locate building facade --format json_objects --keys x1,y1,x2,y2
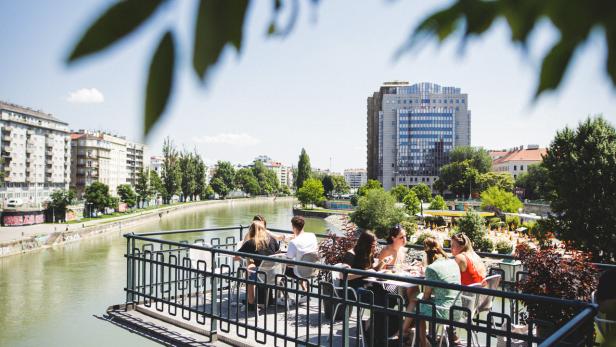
[
  {"x1": 343, "y1": 168, "x2": 367, "y2": 190},
  {"x1": 70, "y1": 130, "x2": 148, "y2": 196},
  {"x1": 149, "y1": 155, "x2": 163, "y2": 176},
  {"x1": 254, "y1": 156, "x2": 293, "y2": 188},
  {"x1": 491, "y1": 145, "x2": 546, "y2": 180},
  {"x1": 0, "y1": 102, "x2": 71, "y2": 206},
  {"x1": 367, "y1": 82, "x2": 471, "y2": 190}
]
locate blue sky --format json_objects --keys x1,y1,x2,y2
[{"x1": 1, "y1": 0, "x2": 615, "y2": 172}]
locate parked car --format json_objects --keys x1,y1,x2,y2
[{"x1": 7, "y1": 198, "x2": 24, "y2": 208}]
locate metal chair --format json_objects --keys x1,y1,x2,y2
[
  {"x1": 326, "y1": 263, "x2": 366, "y2": 347},
  {"x1": 255, "y1": 257, "x2": 285, "y2": 307},
  {"x1": 592, "y1": 291, "x2": 616, "y2": 342}
]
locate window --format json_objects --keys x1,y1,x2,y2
[{"x1": 513, "y1": 165, "x2": 517, "y2": 171}]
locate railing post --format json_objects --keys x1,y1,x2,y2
[
  {"x1": 239, "y1": 225, "x2": 244, "y2": 242},
  {"x1": 342, "y1": 274, "x2": 350, "y2": 347},
  {"x1": 125, "y1": 233, "x2": 135, "y2": 307},
  {"x1": 210, "y1": 246, "x2": 219, "y2": 335}
]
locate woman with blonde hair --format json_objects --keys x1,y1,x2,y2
[
  {"x1": 236, "y1": 222, "x2": 280, "y2": 308},
  {"x1": 450, "y1": 233, "x2": 486, "y2": 285},
  {"x1": 401, "y1": 237, "x2": 461, "y2": 346}
]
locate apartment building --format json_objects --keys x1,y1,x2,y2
[
  {"x1": 0, "y1": 101, "x2": 71, "y2": 205},
  {"x1": 491, "y1": 145, "x2": 547, "y2": 179},
  {"x1": 343, "y1": 168, "x2": 367, "y2": 190},
  {"x1": 70, "y1": 130, "x2": 147, "y2": 196}
]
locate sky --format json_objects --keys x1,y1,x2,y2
[{"x1": 1, "y1": 0, "x2": 615, "y2": 173}]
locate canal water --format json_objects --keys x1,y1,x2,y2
[{"x1": 0, "y1": 199, "x2": 328, "y2": 347}]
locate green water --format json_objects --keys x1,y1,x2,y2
[{"x1": 0, "y1": 199, "x2": 327, "y2": 347}]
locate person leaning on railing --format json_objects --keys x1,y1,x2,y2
[
  {"x1": 234, "y1": 221, "x2": 280, "y2": 309},
  {"x1": 401, "y1": 237, "x2": 461, "y2": 347},
  {"x1": 343, "y1": 230, "x2": 388, "y2": 289}
]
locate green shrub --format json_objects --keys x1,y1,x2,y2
[
  {"x1": 414, "y1": 232, "x2": 433, "y2": 245},
  {"x1": 488, "y1": 217, "x2": 502, "y2": 229},
  {"x1": 495, "y1": 240, "x2": 514, "y2": 254},
  {"x1": 457, "y1": 210, "x2": 487, "y2": 246},
  {"x1": 399, "y1": 220, "x2": 417, "y2": 238},
  {"x1": 473, "y1": 237, "x2": 495, "y2": 252}
]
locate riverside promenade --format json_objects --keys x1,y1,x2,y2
[{"x1": 0, "y1": 196, "x2": 294, "y2": 258}]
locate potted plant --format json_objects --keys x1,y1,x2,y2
[
  {"x1": 516, "y1": 243, "x2": 598, "y2": 342},
  {"x1": 495, "y1": 239, "x2": 514, "y2": 255}
]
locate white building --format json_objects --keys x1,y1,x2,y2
[
  {"x1": 0, "y1": 101, "x2": 71, "y2": 205},
  {"x1": 71, "y1": 130, "x2": 148, "y2": 196},
  {"x1": 344, "y1": 168, "x2": 367, "y2": 190},
  {"x1": 491, "y1": 145, "x2": 547, "y2": 180},
  {"x1": 254, "y1": 156, "x2": 293, "y2": 187},
  {"x1": 149, "y1": 155, "x2": 163, "y2": 176}
]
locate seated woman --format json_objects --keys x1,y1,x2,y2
[
  {"x1": 235, "y1": 222, "x2": 280, "y2": 308},
  {"x1": 402, "y1": 237, "x2": 461, "y2": 346},
  {"x1": 343, "y1": 230, "x2": 389, "y2": 289},
  {"x1": 451, "y1": 233, "x2": 486, "y2": 285},
  {"x1": 251, "y1": 214, "x2": 287, "y2": 241}
]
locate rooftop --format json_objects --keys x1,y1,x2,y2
[
  {"x1": 493, "y1": 147, "x2": 547, "y2": 164},
  {"x1": 0, "y1": 100, "x2": 69, "y2": 125}
]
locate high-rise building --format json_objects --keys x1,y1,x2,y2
[
  {"x1": 344, "y1": 168, "x2": 367, "y2": 190},
  {"x1": 70, "y1": 130, "x2": 148, "y2": 196},
  {"x1": 0, "y1": 101, "x2": 71, "y2": 205},
  {"x1": 367, "y1": 81, "x2": 471, "y2": 190}
]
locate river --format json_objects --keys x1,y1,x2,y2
[{"x1": 0, "y1": 199, "x2": 328, "y2": 346}]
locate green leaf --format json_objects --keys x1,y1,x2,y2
[
  {"x1": 144, "y1": 31, "x2": 175, "y2": 136},
  {"x1": 535, "y1": 40, "x2": 576, "y2": 97},
  {"x1": 68, "y1": 0, "x2": 165, "y2": 62},
  {"x1": 192, "y1": 0, "x2": 249, "y2": 80}
]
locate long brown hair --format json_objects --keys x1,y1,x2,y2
[
  {"x1": 424, "y1": 237, "x2": 448, "y2": 265},
  {"x1": 353, "y1": 231, "x2": 377, "y2": 269},
  {"x1": 246, "y1": 222, "x2": 269, "y2": 251},
  {"x1": 451, "y1": 233, "x2": 473, "y2": 253}
]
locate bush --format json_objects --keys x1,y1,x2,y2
[
  {"x1": 399, "y1": 220, "x2": 417, "y2": 238},
  {"x1": 414, "y1": 232, "x2": 433, "y2": 245},
  {"x1": 495, "y1": 239, "x2": 514, "y2": 254},
  {"x1": 424, "y1": 216, "x2": 446, "y2": 227},
  {"x1": 516, "y1": 244, "x2": 598, "y2": 327},
  {"x1": 350, "y1": 189, "x2": 405, "y2": 239},
  {"x1": 488, "y1": 217, "x2": 502, "y2": 229},
  {"x1": 473, "y1": 237, "x2": 494, "y2": 252},
  {"x1": 350, "y1": 195, "x2": 358, "y2": 206},
  {"x1": 428, "y1": 195, "x2": 447, "y2": 210},
  {"x1": 457, "y1": 210, "x2": 487, "y2": 246},
  {"x1": 505, "y1": 215, "x2": 520, "y2": 230}
]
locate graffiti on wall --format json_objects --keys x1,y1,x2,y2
[{"x1": 3, "y1": 213, "x2": 45, "y2": 226}]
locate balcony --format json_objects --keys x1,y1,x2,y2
[{"x1": 2, "y1": 135, "x2": 11, "y2": 141}]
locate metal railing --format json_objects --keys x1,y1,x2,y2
[{"x1": 123, "y1": 226, "x2": 600, "y2": 347}]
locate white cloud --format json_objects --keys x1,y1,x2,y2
[
  {"x1": 66, "y1": 88, "x2": 104, "y2": 103},
  {"x1": 192, "y1": 133, "x2": 260, "y2": 146}
]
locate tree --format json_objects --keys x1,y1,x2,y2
[
  {"x1": 403, "y1": 190, "x2": 421, "y2": 216},
  {"x1": 449, "y1": 147, "x2": 492, "y2": 174},
  {"x1": 48, "y1": 189, "x2": 75, "y2": 222},
  {"x1": 390, "y1": 184, "x2": 410, "y2": 202},
  {"x1": 117, "y1": 184, "x2": 138, "y2": 208},
  {"x1": 235, "y1": 167, "x2": 260, "y2": 196},
  {"x1": 331, "y1": 175, "x2": 350, "y2": 195},
  {"x1": 350, "y1": 189, "x2": 406, "y2": 239},
  {"x1": 321, "y1": 175, "x2": 335, "y2": 197},
  {"x1": 478, "y1": 172, "x2": 515, "y2": 192},
  {"x1": 296, "y1": 178, "x2": 324, "y2": 208},
  {"x1": 357, "y1": 179, "x2": 383, "y2": 197},
  {"x1": 149, "y1": 170, "x2": 164, "y2": 201},
  {"x1": 542, "y1": 116, "x2": 616, "y2": 262},
  {"x1": 179, "y1": 151, "x2": 197, "y2": 201},
  {"x1": 412, "y1": 183, "x2": 432, "y2": 202},
  {"x1": 84, "y1": 182, "x2": 114, "y2": 214},
  {"x1": 252, "y1": 160, "x2": 279, "y2": 195},
  {"x1": 457, "y1": 210, "x2": 491, "y2": 251},
  {"x1": 296, "y1": 148, "x2": 312, "y2": 190},
  {"x1": 429, "y1": 195, "x2": 447, "y2": 210},
  {"x1": 439, "y1": 160, "x2": 481, "y2": 197},
  {"x1": 135, "y1": 169, "x2": 151, "y2": 206},
  {"x1": 210, "y1": 161, "x2": 235, "y2": 198},
  {"x1": 480, "y1": 186, "x2": 523, "y2": 213},
  {"x1": 193, "y1": 154, "x2": 207, "y2": 200},
  {"x1": 515, "y1": 164, "x2": 551, "y2": 200},
  {"x1": 433, "y1": 178, "x2": 446, "y2": 195},
  {"x1": 161, "y1": 137, "x2": 181, "y2": 204}
]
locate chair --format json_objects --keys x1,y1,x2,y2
[
  {"x1": 475, "y1": 274, "x2": 501, "y2": 314},
  {"x1": 294, "y1": 251, "x2": 321, "y2": 286},
  {"x1": 255, "y1": 257, "x2": 285, "y2": 307},
  {"x1": 592, "y1": 291, "x2": 616, "y2": 342}
]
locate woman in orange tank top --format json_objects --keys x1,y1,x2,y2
[{"x1": 451, "y1": 233, "x2": 486, "y2": 285}]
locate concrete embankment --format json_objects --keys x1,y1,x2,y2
[{"x1": 0, "y1": 197, "x2": 294, "y2": 258}]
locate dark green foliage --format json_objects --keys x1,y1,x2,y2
[
  {"x1": 235, "y1": 167, "x2": 260, "y2": 196},
  {"x1": 211, "y1": 161, "x2": 236, "y2": 199},
  {"x1": 145, "y1": 31, "x2": 174, "y2": 135},
  {"x1": 408, "y1": 0, "x2": 616, "y2": 97},
  {"x1": 350, "y1": 189, "x2": 405, "y2": 239},
  {"x1": 84, "y1": 182, "x2": 115, "y2": 213},
  {"x1": 296, "y1": 148, "x2": 311, "y2": 190},
  {"x1": 48, "y1": 189, "x2": 76, "y2": 221},
  {"x1": 495, "y1": 240, "x2": 513, "y2": 255},
  {"x1": 515, "y1": 163, "x2": 551, "y2": 200},
  {"x1": 449, "y1": 147, "x2": 492, "y2": 174},
  {"x1": 542, "y1": 116, "x2": 616, "y2": 262},
  {"x1": 357, "y1": 179, "x2": 382, "y2": 197},
  {"x1": 516, "y1": 244, "x2": 598, "y2": 327},
  {"x1": 179, "y1": 151, "x2": 197, "y2": 201},
  {"x1": 399, "y1": 220, "x2": 417, "y2": 238},
  {"x1": 439, "y1": 147, "x2": 492, "y2": 197},
  {"x1": 252, "y1": 160, "x2": 279, "y2": 195},
  {"x1": 414, "y1": 232, "x2": 433, "y2": 245},
  {"x1": 412, "y1": 183, "x2": 432, "y2": 202},
  {"x1": 161, "y1": 137, "x2": 181, "y2": 203},
  {"x1": 402, "y1": 190, "x2": 420, "y2": 216},
  {"x1": 478, "y1": 172, "x2": 515, "y2": 192},
  {"x1": 350, "y1": 195, "x2": 358, "y2": 207},
  {"x1": 457, "y1": 210, "x2": 488, "y2": 249},
  {"x1": 473, "y1": 237, "x2": 494, "y2": 253},
  {"x1": 193, "y1": 154, "x2": 207, "y2": 199},
  {"x1": 321, "y1": 175, "x2": 335, "y2": 196},
  {"x1": 117, "y1": 184, "x2": 138, "y2": 208},
  {"x1": 389, "y1": 184, "x2": 410, "y2": 202}
]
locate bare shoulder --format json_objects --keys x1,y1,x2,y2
[{"x1": 454, "y1": 253, "x2": 466, "y2": 264}]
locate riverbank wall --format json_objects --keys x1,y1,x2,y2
[{"x1": 0, "y1": 197, "x2": 295, "y2": 258}]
